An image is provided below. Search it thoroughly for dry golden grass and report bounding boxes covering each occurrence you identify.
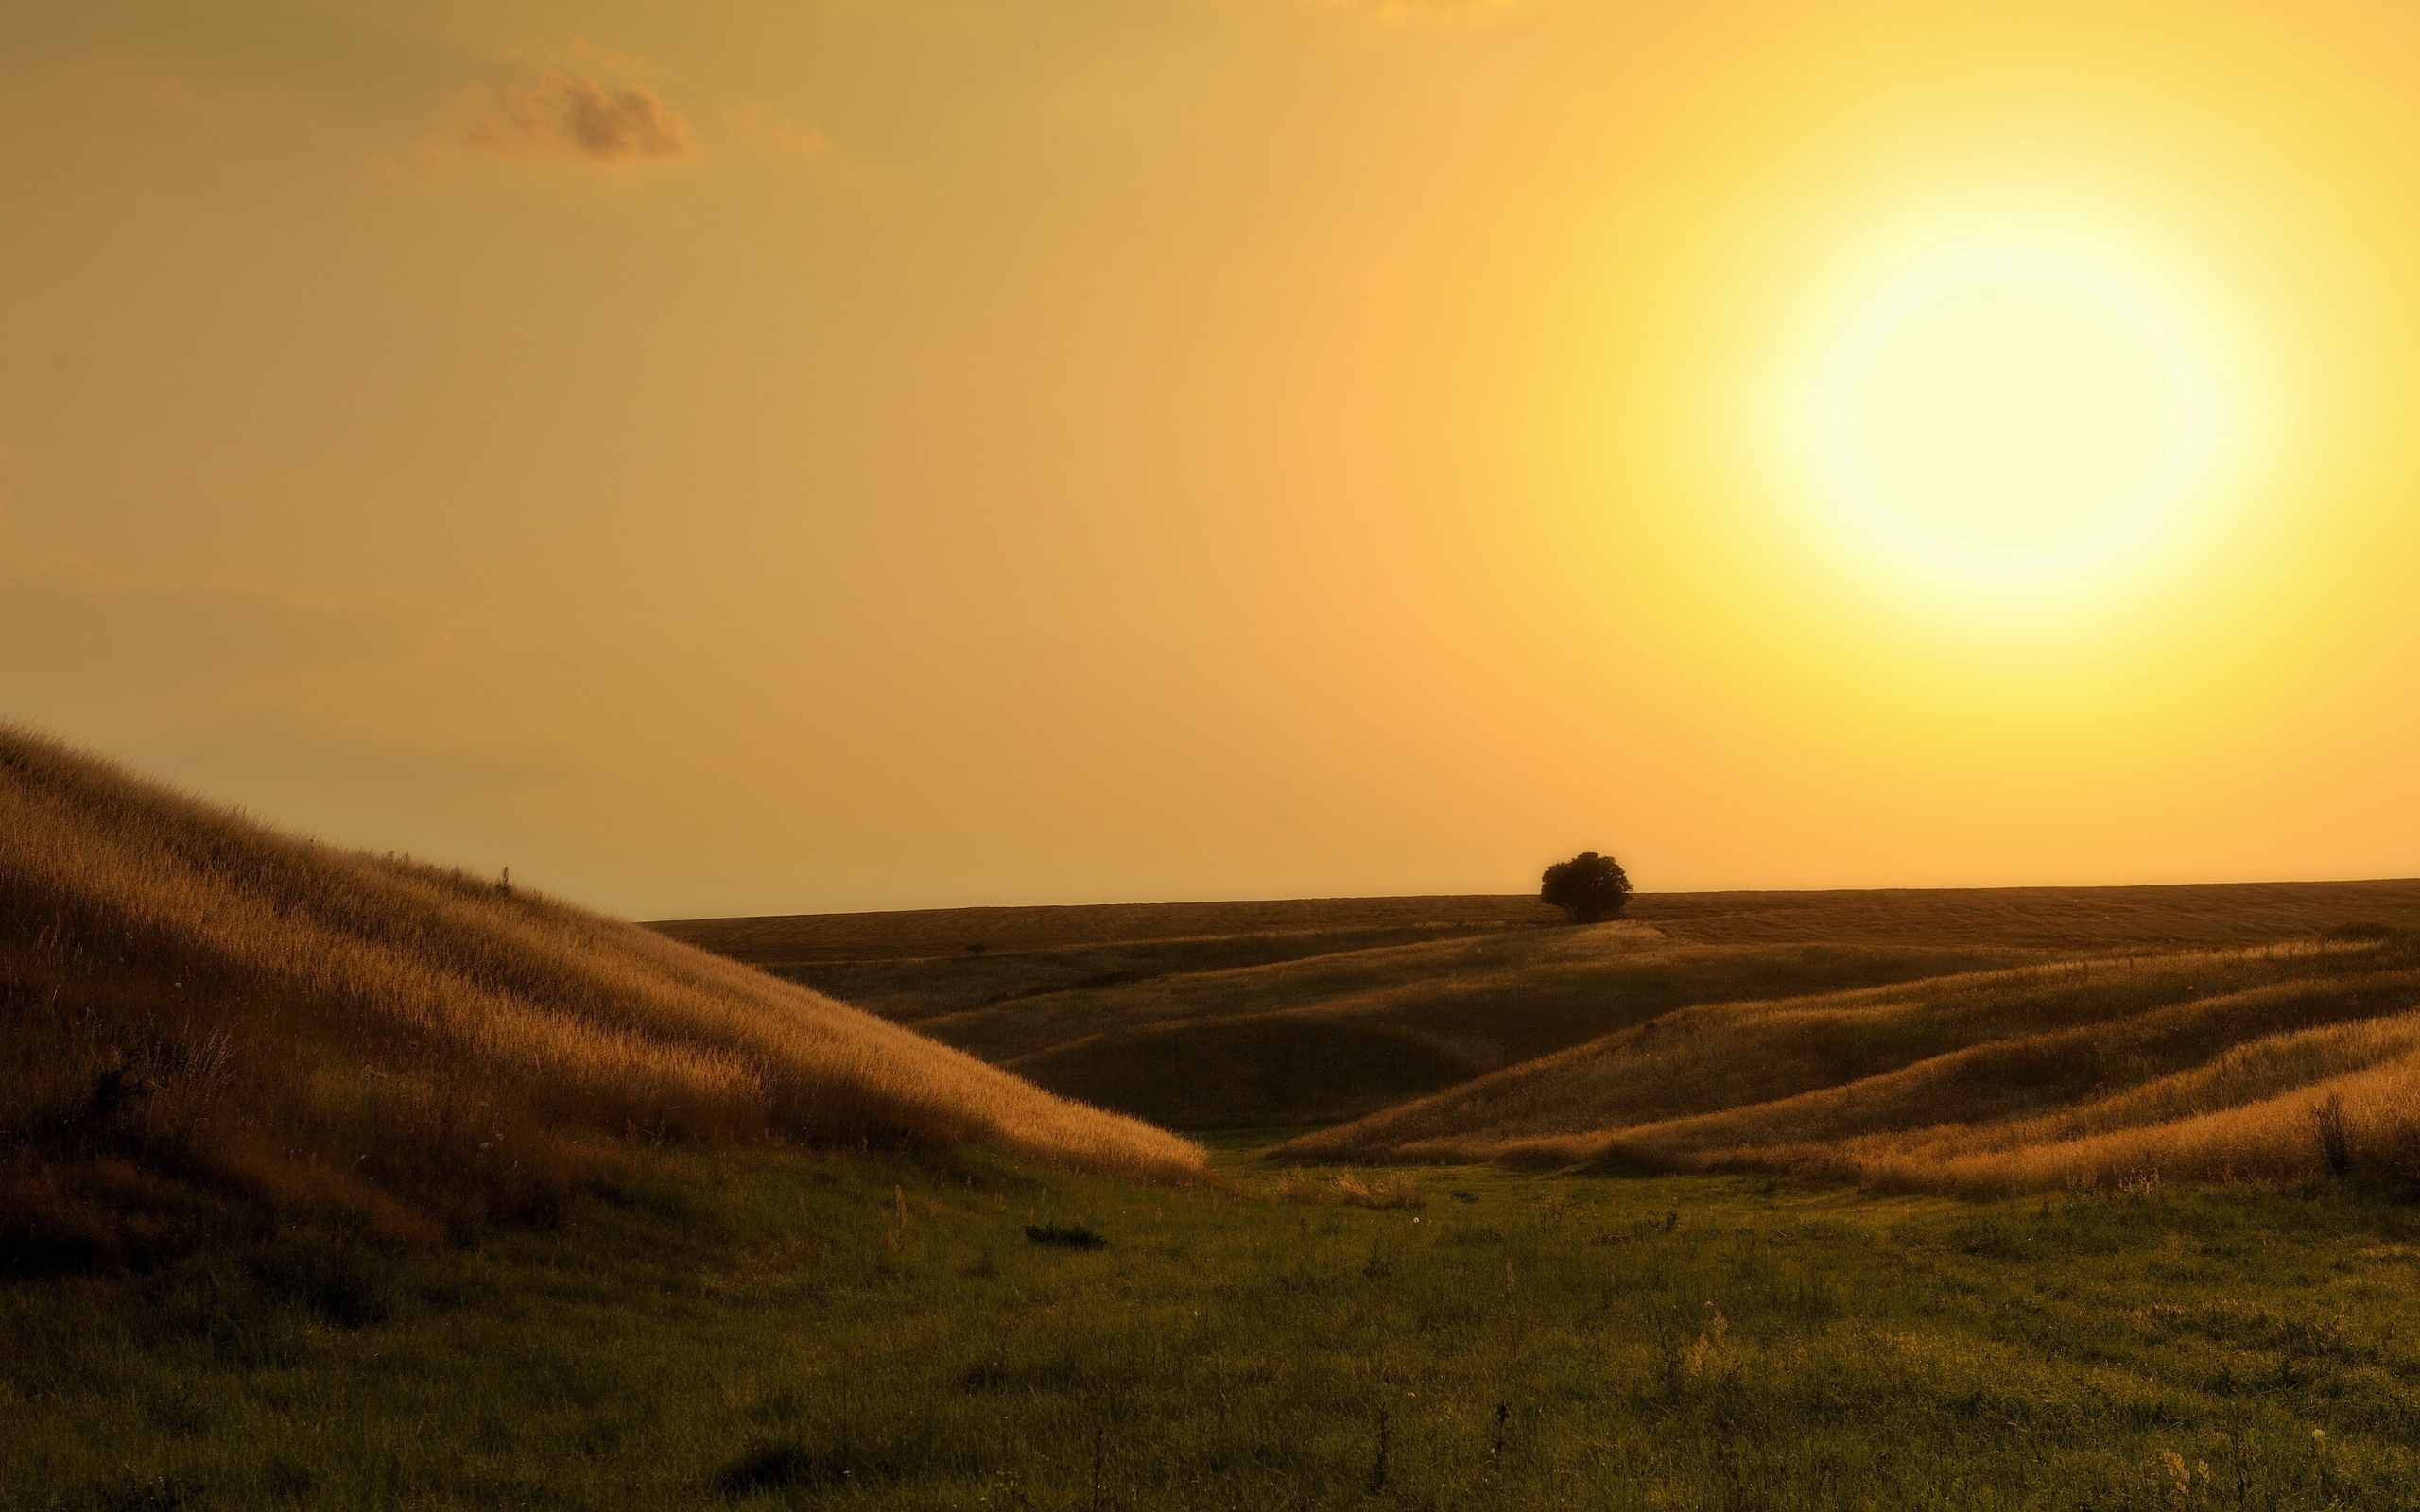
[661,877,2420,1134]
[978,935,2034,1127]
[1272,935,2420,1194]
[664,902,2040,1129]
[1269,1165,1426,1209]
[0,726,1198,1271]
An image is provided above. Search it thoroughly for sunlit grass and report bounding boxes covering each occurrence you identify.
[0,725,1197,1271]
[1279,936,2420,1196]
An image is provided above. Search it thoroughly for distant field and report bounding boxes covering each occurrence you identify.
[1634,880,2420,948]
[651,893,1562,971]
[656,879,2420,1131]
[657,878,2420,965]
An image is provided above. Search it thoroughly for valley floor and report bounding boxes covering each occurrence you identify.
[9,1143,2420,1510]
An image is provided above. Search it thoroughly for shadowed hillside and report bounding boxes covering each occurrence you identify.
[661,879,2420,1132]
[0,727,1199,1273]
[660,906,2053,1128]
[1274,933,2420,1194]
[979,933,2034,1127]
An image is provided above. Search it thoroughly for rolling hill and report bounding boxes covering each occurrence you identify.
[0,726,1199,1273]
[658,903,2040,1127]
[661,879,2420,1132]
[1273,930,2420,1194]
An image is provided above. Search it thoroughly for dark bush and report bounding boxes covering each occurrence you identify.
[716,1442,899,1497]
[2313,1094,2352,1177]
[1024,1223,1105,1249]
[1541,851,1633,923]
[2322,921,2394,942]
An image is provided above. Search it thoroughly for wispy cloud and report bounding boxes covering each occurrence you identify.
[0,446,487,726]
[462,72,695,163]
[139,711,570,796]
[386,44,828,181]
[724,103,832,161]
[499,38,657,78]
[1301,0,1523,21]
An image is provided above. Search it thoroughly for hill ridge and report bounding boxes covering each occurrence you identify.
[0,725,1199,1272]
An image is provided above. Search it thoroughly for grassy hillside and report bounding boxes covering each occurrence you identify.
[657,906,2048,1128]
[660,879,2420,1131]
[0,726,1198,1272]
[1276,934,2420,1194]
[987,933,2033,1128]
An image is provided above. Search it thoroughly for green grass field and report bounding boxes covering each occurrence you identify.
[12,1139,2420,1510]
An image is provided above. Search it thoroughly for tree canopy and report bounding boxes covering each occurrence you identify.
[1540,851,1632,923]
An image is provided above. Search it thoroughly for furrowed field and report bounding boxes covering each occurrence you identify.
[10,1138,2420,1510]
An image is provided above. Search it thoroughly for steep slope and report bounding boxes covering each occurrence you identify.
[0,726,1199,1272]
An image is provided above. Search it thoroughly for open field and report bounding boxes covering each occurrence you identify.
[0,728,1197,1273]
[659,880,2420,1130]
[10,1142,2420,1510]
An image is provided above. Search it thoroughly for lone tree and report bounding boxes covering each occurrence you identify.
[1541,851,1632,923]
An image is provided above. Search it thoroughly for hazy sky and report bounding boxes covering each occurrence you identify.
[8,0,2420,919]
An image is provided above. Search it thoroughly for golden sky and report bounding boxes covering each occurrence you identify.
[6,0,2420,917]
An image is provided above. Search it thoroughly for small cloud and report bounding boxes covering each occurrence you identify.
[723,104,832,161]
[64,56,192,109]
[500,38,656,77]
[462,72,695,163]
[53,55,312,137]
[140,711,570,796]
[1302,0,1520,20]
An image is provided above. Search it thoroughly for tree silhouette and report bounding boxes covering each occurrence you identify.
[1540,851,1632,923]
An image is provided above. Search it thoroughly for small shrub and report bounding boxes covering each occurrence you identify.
[247,1244,405,1330]
[2321,921,2394,942]
[1274,1168,1426,1209]
[2116,1167,2163,1199]
[2312,1095,2352,1177]
[90,1476,203,1512]
[715,1441,899,1497]
[1024,1223,1106,1249]
[1336,1171,1426,1210]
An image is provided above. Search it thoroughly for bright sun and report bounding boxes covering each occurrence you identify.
[1824,255,2217,575]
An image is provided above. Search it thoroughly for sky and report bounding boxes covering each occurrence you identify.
[6,0,2420,919]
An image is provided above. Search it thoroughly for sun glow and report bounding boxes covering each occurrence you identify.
[1821,254,2219,576]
